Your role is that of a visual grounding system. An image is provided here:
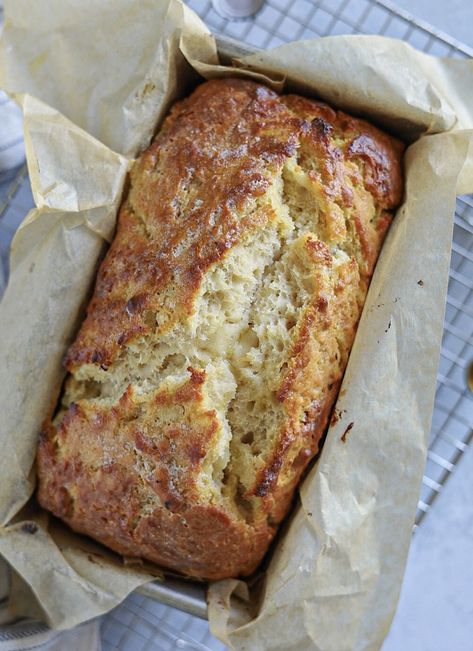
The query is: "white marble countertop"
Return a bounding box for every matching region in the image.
[383,439,473,650]
[393,0,473,49]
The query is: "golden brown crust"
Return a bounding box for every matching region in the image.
[37,370,273,579]
[65,80,301,371]
[37,78,404,580]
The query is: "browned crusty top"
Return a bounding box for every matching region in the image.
[65,79,402,371]
[37,78,404,580]
[66,82,298,370]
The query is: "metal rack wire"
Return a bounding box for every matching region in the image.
[0,1,472,649]
[188,0,473,57]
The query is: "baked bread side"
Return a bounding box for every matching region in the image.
[37,78,403,580]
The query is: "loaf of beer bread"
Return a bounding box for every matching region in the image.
[37,78,403,579]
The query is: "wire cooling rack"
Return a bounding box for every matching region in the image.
[1,1,472,649]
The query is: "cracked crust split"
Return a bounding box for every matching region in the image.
[36,78,404,580]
